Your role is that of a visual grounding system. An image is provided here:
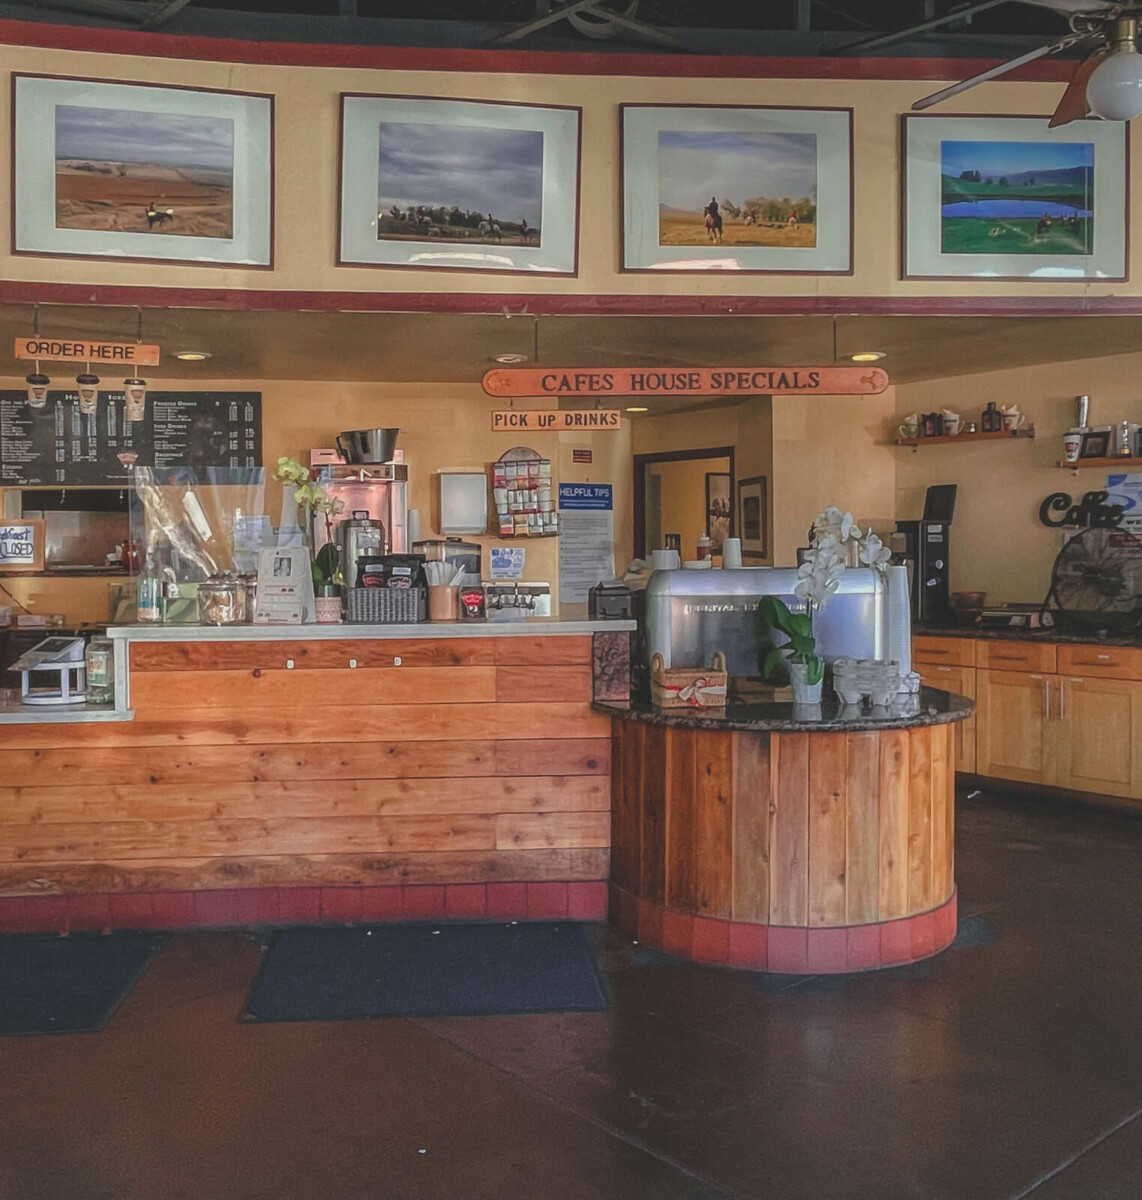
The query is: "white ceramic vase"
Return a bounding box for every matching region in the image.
[789,661,823,705]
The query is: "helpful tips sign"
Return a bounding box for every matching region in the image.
[484,365,889,399]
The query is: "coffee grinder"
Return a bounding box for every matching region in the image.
[896,484,956,625]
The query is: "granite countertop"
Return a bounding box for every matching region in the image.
[593,686,973,734]
[914,624,1141,647]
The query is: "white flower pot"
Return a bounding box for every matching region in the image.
[789,662,823,705]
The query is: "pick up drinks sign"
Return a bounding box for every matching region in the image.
[491,410,621,432]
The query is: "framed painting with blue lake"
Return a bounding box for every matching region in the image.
[902,115,1127,282]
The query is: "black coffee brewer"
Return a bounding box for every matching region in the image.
[896,484,956,625]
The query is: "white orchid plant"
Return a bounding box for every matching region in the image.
[274,456,346,588]
[757,507,892,688]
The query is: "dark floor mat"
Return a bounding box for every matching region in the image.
[242,921,608,1022]
[0,932,165,1036]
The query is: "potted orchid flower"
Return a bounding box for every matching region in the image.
[274,456,345,590]
[756,507,892,705]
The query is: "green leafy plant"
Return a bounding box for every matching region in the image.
[755,595,823,687]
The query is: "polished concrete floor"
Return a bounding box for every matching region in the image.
[2,789,1141,1200]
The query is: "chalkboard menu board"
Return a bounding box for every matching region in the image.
[0,391,262,486]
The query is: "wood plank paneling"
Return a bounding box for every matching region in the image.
[494,665,592,703]
[878,730,910,921]
[0,847,612,896]
[0,777,609,825]
[130,667,498,710]
[0,814,497,863]
[907,726,934,913]
[495,811,610,851]
[130,639,497,671]
[808,733,848,928]
[640,725,668,905]
[731,732,772,925]
[495,739,610,777]
[693,730,734,919]
[610,722,642,893]
[930,725,951,905]
[491,637,591,665]
[0,703,610,750]
[665,728,698,912]
[844,733,880,926]
[770,733,810,926]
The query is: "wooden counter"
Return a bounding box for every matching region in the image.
[0,622,634,934]
[598,689,971,974]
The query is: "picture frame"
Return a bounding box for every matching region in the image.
[339,93,581,275]
[737,475,768,560]
[705,472,732,551]
[12,73,274,268]
[1079,429,1113,459]
[620,104,853,274]
[901,113,1128,282]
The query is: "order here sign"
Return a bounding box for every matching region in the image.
[15,337,161,366]
[491,410,622,432]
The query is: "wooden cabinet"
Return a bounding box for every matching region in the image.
[914,636,976,667]
[1054,676,1142,798]
[975,669,1056,786]
[915,663,976,774]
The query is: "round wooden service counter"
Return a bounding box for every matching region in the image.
[595,688,974,974]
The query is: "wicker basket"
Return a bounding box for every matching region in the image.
[650,651,728,709]
[346,586,426,625]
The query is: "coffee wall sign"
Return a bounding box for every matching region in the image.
[15,337,161,367]
[1039,490,1125,529]
[483,365,889,399]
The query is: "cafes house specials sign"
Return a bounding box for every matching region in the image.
[482,365,889,399]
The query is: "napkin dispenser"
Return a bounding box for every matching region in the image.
[588,581,633,620]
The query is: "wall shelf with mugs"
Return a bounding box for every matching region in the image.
[894,428,1036,451]
[1056,456,1142,472]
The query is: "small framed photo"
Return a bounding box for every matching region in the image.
[1079,428,1113,459]
[901,113,1128,281]
[12,73,274,267]
[737,475,768,560]
[339,94,581,274]
[620,104,853,274]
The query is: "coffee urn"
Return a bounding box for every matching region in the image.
[340,510,385,590]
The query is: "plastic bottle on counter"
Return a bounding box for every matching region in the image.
[137,557,162,624]
[696,534,712,561]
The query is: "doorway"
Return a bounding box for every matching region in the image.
[633,446,735,560]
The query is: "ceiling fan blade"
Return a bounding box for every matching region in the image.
[911,31,1088,111]
[831,0,1008,56]
[1048,44,1109,126]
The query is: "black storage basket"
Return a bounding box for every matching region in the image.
[345,586,426,624]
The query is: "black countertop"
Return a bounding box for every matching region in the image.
[914,624,1141,647]
[593,686,973,734]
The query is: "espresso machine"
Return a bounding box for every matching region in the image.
[310,462,409,573]
[896,484,956,625]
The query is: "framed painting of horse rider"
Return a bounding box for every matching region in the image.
[620,104,853,274]
[339,94,581,275]
[11,74,274,268]
[901,114,1128,282]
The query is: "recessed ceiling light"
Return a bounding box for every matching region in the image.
[174,350,212,362]
[850,351,887,363]
[625,406,649,413]
[494,353,528,364]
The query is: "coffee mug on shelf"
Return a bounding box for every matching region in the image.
[1062,430,1083,463]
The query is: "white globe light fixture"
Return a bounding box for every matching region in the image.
[1087,19,1142,122]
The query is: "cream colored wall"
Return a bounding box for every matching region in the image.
[895,353,1142,605]
[0,40,1132,301]
[770,390,898,566]
[648,456,730,561]
[0,378,634,622]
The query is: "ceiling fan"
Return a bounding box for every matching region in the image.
[841,1,1142,125]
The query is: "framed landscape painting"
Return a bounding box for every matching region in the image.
[620,104,853,273]
[339,94,581,274]
[737,475,768,560]
[12,74,274,267]
[901,114,1128,281]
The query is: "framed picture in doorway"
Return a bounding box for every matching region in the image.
[620,104,853,273]
[339,94,581,274]
[12,73,274,267]
[737,475,768,560]
[705,472,732,550]
[901,113,1128,281]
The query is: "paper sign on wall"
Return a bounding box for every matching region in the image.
[1107,472,1142,533]
[490,546,526,579]
[558,484,614,604]
[0,520,43,571]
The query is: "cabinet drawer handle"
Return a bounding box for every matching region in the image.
[1043,677,1051,719]
[992,654,1028,662]
[936,666,952,673]
[1059,679,1065,720]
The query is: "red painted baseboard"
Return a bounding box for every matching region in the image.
[609,884,959,974]
[0,881,609,935]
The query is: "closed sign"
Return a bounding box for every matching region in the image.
[0,521,43,571]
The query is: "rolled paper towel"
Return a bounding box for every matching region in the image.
[885,564,912,683]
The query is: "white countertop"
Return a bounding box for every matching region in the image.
[106,618,635,642]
